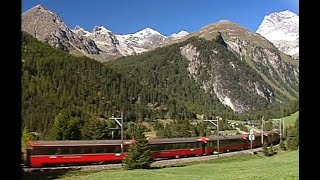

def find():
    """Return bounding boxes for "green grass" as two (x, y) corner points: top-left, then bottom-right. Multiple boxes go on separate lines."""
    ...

(283, 111), (299, 127)
(58, 150), (299, 180)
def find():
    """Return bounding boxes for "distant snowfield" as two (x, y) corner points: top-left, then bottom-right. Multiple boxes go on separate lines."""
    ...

(256, 10), (299, 58)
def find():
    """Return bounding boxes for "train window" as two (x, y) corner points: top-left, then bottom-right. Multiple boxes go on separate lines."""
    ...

(165, 144), (173, 150)
(195, 143), (201, 148)
(209, 141), (217, 147)
(31, 147), (57, 155)
(159, 144), (165, 150)
(56, 148), (62, 155)
(104, 146), (114, 153)
(155, 144), (166, 151)
(150, 144), (164, 151)
(96, 146), (105, 153)
(82, 147), (93, 154)
(61, 148), (71, 154)
(71, 147), (82, 154)
(114, 146), (121, 153)
(174, 143), (180, 149)
(191, 143), (197, 148)
(220, 140), (229, 146)
(150, 144), (157, 151)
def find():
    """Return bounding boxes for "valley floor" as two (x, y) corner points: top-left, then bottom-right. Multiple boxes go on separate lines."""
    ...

(58, 150), (299, 180)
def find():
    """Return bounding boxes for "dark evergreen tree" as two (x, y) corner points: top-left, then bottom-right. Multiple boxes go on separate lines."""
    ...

(49, 112), (82, 140)
(22, 127), (40, 151)
(82, 116), (109, 140)
(286, 117), (299, 150)
(124, 122), (153, 169)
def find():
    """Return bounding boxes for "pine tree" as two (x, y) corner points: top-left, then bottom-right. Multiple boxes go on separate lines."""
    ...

(286, 117), (299, 150)
(49, 112), (82, 140)
(124, 122), (153, 169)
(22, 127), (39, 150)
(82, 116), (109, 140)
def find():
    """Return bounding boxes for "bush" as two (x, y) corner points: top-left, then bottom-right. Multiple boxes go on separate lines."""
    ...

(279, 140), (287, 151)
(262, 143), (269, 156)
(269, 144), (276, 156)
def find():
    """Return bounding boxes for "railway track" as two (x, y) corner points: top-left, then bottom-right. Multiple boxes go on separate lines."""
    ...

(23, 146), (268, 173)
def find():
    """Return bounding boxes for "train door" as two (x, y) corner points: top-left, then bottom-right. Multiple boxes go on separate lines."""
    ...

(201, 142), (205, 155)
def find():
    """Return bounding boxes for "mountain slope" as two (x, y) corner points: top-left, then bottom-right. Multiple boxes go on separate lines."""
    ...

(159, 20), (299, 108)
(256, 10), (299, 59)
(22, 31), (298, 138)
(107, 33), (299, 113)
(22, 4), (101, 56)
(22, 32), (232, 137)
(197, 20), (298, 102)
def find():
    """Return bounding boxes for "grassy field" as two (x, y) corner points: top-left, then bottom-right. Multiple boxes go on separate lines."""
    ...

(58, 150), (299, 180)
(283, 111), (299, 127)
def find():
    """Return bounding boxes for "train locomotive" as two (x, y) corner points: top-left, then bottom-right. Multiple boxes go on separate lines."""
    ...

(23, 131), (279, 168)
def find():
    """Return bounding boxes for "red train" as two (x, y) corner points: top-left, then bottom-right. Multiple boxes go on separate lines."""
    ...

(24, 131), (279, 168)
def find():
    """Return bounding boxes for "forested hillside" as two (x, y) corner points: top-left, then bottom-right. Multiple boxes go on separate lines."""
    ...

(22, 32), (298, 139)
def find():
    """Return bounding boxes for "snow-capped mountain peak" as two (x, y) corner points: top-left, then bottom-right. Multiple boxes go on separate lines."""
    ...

(256, 10), (299, 58)
(28, 4), (52, 14)
(170, 30), (189, 38)
(74, 25), (84, 31)
(93, 26), (112, 34)
(73, 25), (91, 36)
(269, 10), (297, 20)
(133, 27), (166, 38)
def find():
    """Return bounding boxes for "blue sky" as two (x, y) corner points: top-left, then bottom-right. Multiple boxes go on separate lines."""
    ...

(22, 0), (299, 36)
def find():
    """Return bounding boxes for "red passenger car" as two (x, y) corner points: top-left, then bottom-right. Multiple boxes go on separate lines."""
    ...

(26, 140), (132, 167)
(24, 131), (280, 168)
(204, 135), (246, 155)
(149, 137), (204, 159)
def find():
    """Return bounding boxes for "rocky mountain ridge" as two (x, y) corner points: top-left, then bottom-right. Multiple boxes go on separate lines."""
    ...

(22, 4), (189, 61)
(256, 10), (299, 59)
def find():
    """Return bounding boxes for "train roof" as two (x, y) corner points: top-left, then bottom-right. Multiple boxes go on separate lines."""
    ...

(28, 139), (133, 147)
(205, 131), (277, 141)
(28, 131), (279, 147)
(148, 137), (201, 144)
(206, 134), (246, 141)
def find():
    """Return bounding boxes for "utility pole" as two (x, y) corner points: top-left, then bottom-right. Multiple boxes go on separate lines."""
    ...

(279, 119), (282, 139)
(251, 135), (253, 150)
(282, 118), (285, 137)
(261, 116), (264, 145)
(204, 116), (221, 157)
(272, 118), (282, 140)
(109, 113), (124, 166)
(121, 112), (124, 156)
